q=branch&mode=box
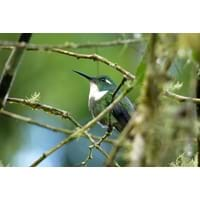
[1,43,135,80]
[0,34,32,109]
[4,90,128,167]
[30,129,119,167]
[165,90,200,104]
[81,146,93,166]
[6,97,115,144]
[51,48,135,80]
[0,109,115,146]
[81,130,120,167]
[0,38,146,50]
[80,129,114,166]
[7,97,80,127]
[0,39,136,80]
[30,120,120,167]
[0,110,73,134]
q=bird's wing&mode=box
[112,96,135,132]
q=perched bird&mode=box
[74,71,135,132]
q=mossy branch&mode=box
[165,90,200,104]
[106,34,170,166]
[7,97,81,127]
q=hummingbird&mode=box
[74,71,135,132]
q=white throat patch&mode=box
[89,82,108,101]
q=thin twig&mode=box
[165,90,200,104]
[80,129,114,166]
[96,131,113,146]
[0,38,146,50]
[112,77,127,99]
[0,109,115,145]
[109,77,127,128]
[81,145,94,166]
[83,131,120,167]
[0,110,73,134]
[81,130,120,167]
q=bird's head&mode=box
[73,70,116,92]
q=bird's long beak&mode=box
[73,70,94,81]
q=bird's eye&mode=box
[101,78,111,84]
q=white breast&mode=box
[89,82,108,101]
